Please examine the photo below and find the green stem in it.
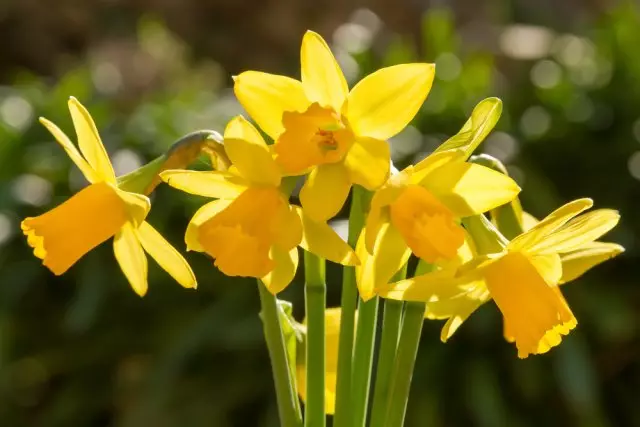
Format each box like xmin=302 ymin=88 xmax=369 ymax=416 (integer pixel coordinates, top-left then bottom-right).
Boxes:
xmin=257 ymin=281 xmax=303 ymax=427
xmin=304 ymin=251 xmax=327 ymax=427
xmin=369 ymin=265 xmax=408 ymax=427
xmin=333 ymin=187 xmax=367 ymax=427
xmin=351 ymin=295 xmax=379 ymax=427
xmin=385 ymin=301 xmax=427 ymax=427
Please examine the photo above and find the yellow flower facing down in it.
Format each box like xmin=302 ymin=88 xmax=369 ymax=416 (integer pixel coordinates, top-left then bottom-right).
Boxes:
xmin=234 ymin=30 xmax=436 ymax=221
xmin=161 ymin=116 xmax=358 ymax=294
xmin=22 ymin=97 xmax=197 ymax=296
xmin=355 ymin=149 xmax=521 ymax=300
xmin=378 ymin=198 xmax=622 ymax=358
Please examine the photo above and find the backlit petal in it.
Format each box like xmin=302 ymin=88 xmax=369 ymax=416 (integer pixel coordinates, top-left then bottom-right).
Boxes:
xmin=344 ymin=137 xmax=390 ymax=190
xmin=68 ymin=97 xmax=116 ymax=183
xmin=509 ymin=198 xmax=593 ymax=252
xmin=185 ymin=199 xmax=233 ymax=252
xmin=22 ymin=182 xmax=128 ymax=275
xmin=432 ymin=97 xmax=503 ymax=159
xmin=356 ymin=223 xmax=411 ymax=301
xmin=39 ymin=117 xmax=99 ymax=183
xmin=528 ymin=253 xmax=562 ymax=285
xmin=411 ymin=149 xmax=465 ymax=181
xmin=113 ymin=188 xmax=151 ymax=227
xmin=440 ymin=296 xmax=486 ymax=342
xmin=526 ymin=209 xmax=620 ymax=255
xmin=422 ymin=162 xmax=521 ymax=218
xmin=560 ymin=242 xmax=624 ymax=284
xmin=346 ymin=63 xmax=435 ymax=140
xmin=114 ymin=222 xmax=148 ymax=296
xmin=223 ymin=116 xmax=281 ymax=186
xmin=273 ymin=203 xmax=303 ymax=250
xmin=136 ymin=221 xmax=197 ymax=289
xmin=160 ymin=170 xmax=249 ymax=199
xmin=301 ymin=30 xmax=348 ymax=112
xmin=295 ymin=207 xmax=358 ymax=266
xmin=261 ymin=246 xmax=299 ymax=294
xmin=300 ymin=163 xmax=351 ymax=221
xmin=233 ymin=71 xmax=310 ymax=139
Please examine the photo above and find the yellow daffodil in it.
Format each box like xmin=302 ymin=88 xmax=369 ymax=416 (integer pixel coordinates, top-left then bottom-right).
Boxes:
xmin=355 ymin=149 xmax=521 ymax=300
xmin=21 ymin=97 xmax=197 ymax=296
xmin=160 ymin=116 xmax=358 ymax=294
xmin=234 ymin=30 xmax=436 ymax=221
xmin=296 ymin=307 xmax=349 ymax=414
xmin=378 ymin=198 xmax=622 ymax=358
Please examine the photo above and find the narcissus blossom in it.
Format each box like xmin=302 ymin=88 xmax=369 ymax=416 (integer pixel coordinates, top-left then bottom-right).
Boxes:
xmin=234 ymin=30 xmax=435 ymax=221
xmin=161 ymin=116 xmax=358 ymax=294
xmin=22 ymin=97 xmax=197 ymax=296
xmin=378 ymin=198 xmax=622 ymax=358
xmin=356 ymin=149 xmax=521 ymax=300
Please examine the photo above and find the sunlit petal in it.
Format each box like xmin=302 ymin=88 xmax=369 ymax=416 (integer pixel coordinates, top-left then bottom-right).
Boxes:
xmin=300 ymin=163 xmax=351 ymax=221
xmin=559 ymin=242 xmax=624 ymax=284
xmin=233 ymin=71 xmax=310 ymax=139
xmin=261 ymin=246 xmax=299 ymax=294
xmin=301 ymin=30 xmax=348 ymax=112
xmin=344 ymin=137 xmax=390 ymax=190
xmin=68 ymin=97 xmax=116 ymax=183
xmin=136 ymin=221 xmax=197 ymax=289
xmin=346 ymin=63 xmax=435 ymax=140
xmin=160 ymin=170 xmax=249 ymax=199
xmin=295 ymin=207 xmax=358 ymax=266
xmin=186 ymin=199 xmax=234 ymax=252
xmin=114 ymin=222 xmax=148 ymax=296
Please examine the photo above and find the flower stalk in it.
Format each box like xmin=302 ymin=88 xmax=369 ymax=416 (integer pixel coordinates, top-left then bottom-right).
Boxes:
xmin=304 ymin=251 xmax=327 ymax=427
xmin=257 ymin=280 xmax=303 ymax=427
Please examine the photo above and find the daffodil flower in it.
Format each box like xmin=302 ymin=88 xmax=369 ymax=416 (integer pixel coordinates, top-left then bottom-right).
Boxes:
xmin=233 ymin=30 xmax=436 ymax=222
xmin=378 ymin=198 xmax=622 ymax=358
xmin=355 ymin=149 xmax=521 ymax=300
xmin=160 ymin=116 xmax=358 ymax=294
xmin=21 ymin=97 xmax=197 ymax=296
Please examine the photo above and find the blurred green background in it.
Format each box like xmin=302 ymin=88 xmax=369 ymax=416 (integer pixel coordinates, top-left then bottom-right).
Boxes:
xmin=0 ymin=0 xmax=638 ymax=426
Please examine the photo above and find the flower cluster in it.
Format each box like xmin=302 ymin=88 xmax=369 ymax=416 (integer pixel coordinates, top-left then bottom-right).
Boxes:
xmin=23 ymin=29 xmax=622 ymax=371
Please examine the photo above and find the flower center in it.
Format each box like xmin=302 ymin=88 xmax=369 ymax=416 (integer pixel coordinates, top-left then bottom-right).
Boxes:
xmin=275 ymin=103 xmax=354 ymax=174
xmin=389 ymin=184 xmax=465 ymax=263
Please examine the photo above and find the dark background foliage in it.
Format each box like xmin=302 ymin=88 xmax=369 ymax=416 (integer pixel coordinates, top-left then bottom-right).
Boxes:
xmin=0 ymin=0 xmax=638 ymax=425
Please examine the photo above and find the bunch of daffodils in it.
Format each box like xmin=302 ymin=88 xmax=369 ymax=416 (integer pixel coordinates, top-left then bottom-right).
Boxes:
xmin=22 ymin=31 xmax=623 ymax=427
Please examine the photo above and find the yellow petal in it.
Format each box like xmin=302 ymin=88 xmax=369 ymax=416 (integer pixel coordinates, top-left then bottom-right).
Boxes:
xmin=484 ymin=252 xmax=576 ymax=358
xmin=433 ymin=97 xmax=502 ymax=159
xmin=509 ymin=198 xmax=593 ymax=252
xmin=560 ymin=242 xmax=624 ymax=284
xmin=295 ymin=207 xmax=358 ymax=266
xmin=521 ymin=211 xmax=540 ymax=231
xmin=356 ymin=222 xmax=411 ymax=301
xmin=223 ymin=116 xmax=281 ymax=186
xmin=440 ymin=296 xmax=486 ymax=342
xmin=528 ymin=253 xmax=562 ymax=285
xmin=39 ymin=117 xmax=99 ymax=183
xmin=233 ymin=71 xmax=310 ymax=139
xmin=67 ymin=97 xmax=116 ymax=183
xmin=273 ymin=202 xmax=303 ymax=251
xmin=344 ymin=137 xmax=390 ymax=190
xmin=377 ymin=268 xmax=464 ymax=302
xmin=21 ymin=182 xmax=128 ymax=275
xmin=300 ymin=163 xmax=351 ymax=221
xmin=114 ymin=222 xmax=148 ymax=296
xmin=135 ymin=221 xmax=197 ymax=289
xmin=261 ymin=246 xmax=299 ymax=294
xmin=346 ymin=63 xmax=435 ymax=140
xmin=526 ymin=209 xmax=620 ymax=255
xmin=410 ymin=149 xmax=465 ymax=181
xmin=186 ymin=199 xmax=234 ymax=252
xmin=300 ymin=30 xmax=348 ymax=113
xmin=160 ymin=170 xmax=249 ymax=199
xmin=113 ymin=188 xmax=151 ymax=227
xmin=422 ymin=162 xmax=521 ymax=218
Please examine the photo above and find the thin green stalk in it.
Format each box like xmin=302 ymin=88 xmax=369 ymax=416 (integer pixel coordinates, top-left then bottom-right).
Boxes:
xmin=351 ymin=295 xmax=379 ymax=427
xmin=333 ymin=187 xmax=367 ymax=427
xmin=257 ymin=281 xmax=303 ymax=427
xmin=385 ymin=301 xmax=427 ymax=427
xmin=369 ymin=265 xmax=408 ymax=427
xmin=304 ymin=251 xmax=327 ymax=427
